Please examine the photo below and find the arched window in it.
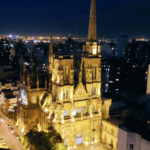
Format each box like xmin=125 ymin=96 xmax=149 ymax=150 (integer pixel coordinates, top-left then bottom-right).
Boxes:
xmin=64 ymin=66 xmax=69 ymax=81
xmin=63 ymin=90 xmax=65 ymax=99
xmin=91 ymin=87 xmax=96 ymax=95
xmin=66 ymin=90 xmax=68 ymax=99
xmin=63 ymin=90 xmax=69 ymax=100
xmin=92 ymin=67 xmax=96 ymax=80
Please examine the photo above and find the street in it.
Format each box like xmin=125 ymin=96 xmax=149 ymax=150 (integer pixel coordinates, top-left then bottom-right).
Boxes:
xmin=0 ymin=122 xmax=24 ymax=150
xmin=0 ymin=110 xmax=23 ymax=137
xmin=0 ymin=115 xmax=24 ymax=150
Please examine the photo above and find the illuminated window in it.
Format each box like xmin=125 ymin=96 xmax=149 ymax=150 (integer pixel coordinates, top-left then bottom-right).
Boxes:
xmin=72 ymin=109 xmax=78 ymax=116
xmin=74 ymin=107 xmax=86 ymax=115
xmin=93 ymin=46 xmax=97 ymax=55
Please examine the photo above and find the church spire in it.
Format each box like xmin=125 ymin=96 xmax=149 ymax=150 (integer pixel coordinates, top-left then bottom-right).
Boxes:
xmin=88 ymin=0 xmax=97 ymax=41
xmin=79 ymin=60 xmax=83 ymax=82
xmin=49 ymin=33 xmax=53 ymax=56
xmin=48 ymin=33 xmax=53 ymax=91
xmin=49 ymin=33 xmax=54 ymax=73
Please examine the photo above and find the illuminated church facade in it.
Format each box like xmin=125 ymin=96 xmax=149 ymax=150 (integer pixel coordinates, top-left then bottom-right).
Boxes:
xmin=17 ymin=0 xmax=116 ymax=149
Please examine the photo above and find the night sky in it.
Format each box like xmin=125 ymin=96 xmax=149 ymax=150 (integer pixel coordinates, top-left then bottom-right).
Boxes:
xmin=0 ymin=0 xmax=150 ymax=38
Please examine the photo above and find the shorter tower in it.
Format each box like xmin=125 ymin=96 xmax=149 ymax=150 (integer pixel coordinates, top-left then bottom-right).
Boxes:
xmin=82 ymin=0 xmax=101 ymax=98
xmin=52 ymin=55 xmax=74 ymax=103
xmin=48 ymin=34 xmax=54 ymax=91
xmin=147 ymin=65 xmax=150 ymax=95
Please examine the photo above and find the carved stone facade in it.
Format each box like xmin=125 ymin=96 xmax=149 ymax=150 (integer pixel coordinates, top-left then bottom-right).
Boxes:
xmin=17 ymin=0 xmax=114 ymax=148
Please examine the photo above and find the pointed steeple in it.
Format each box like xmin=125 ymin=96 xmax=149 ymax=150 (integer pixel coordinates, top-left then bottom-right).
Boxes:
xmin=49 ymin=33 xmax=53 ymax=56
xmin=48 ymin=33 xmax=53 ymax=91
xmin=88 ymin=0 xmax=97 ymax=41
xmin=147 ymin=65 xmax=150 ymax=95
xmin=49 ymin=33 xmax=54 ymax=73
xmin=79 ymin=60 xmax=83 ymax=82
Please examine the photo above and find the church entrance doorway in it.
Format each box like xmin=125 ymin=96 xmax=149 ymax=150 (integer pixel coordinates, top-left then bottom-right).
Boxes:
xmin=76 ymin=135 xmax=83 ymax=145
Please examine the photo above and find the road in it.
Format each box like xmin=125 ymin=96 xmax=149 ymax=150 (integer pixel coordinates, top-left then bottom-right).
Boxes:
xmin=0 ymin=110 xmax=24 ymax=150
xmin=0 ymin=110 xmax=23 ymax=137
xmin=0 ymin=121 xmax=24 ymax=150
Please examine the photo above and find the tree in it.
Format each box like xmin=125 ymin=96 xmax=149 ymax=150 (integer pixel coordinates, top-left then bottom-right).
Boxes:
xmin=21 ymin=129 xmax=65 ymax=150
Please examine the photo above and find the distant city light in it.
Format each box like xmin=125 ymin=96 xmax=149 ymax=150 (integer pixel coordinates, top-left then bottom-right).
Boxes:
xmin=9 ymin=34 xmax=12 ymax=38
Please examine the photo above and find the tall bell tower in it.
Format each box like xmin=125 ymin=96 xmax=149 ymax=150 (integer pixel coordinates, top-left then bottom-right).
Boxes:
xmin=48 ymin=34 xmax=54 ymax=91
xmin=83 ymin=0 xmax=101 ymax=55
xmin=82 ymin=0 xmax=102 ymax=98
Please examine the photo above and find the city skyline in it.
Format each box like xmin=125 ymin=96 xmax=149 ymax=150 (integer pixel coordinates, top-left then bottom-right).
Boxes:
xmin=0 ymin=0 xmax=150 ymax=38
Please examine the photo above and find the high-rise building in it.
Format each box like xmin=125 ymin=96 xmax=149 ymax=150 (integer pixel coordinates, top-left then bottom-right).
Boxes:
xmin=116 ymin=34 xmax=128 ymax=57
